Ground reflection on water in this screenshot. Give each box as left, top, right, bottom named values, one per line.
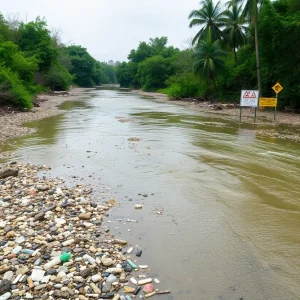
left=1, top=89, right=300, bottom=300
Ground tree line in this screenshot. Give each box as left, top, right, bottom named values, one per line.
left=0, top=15, right=117, bottom=109
left=116, top=0, right=300, bottom=109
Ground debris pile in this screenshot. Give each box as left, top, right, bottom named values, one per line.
left=0, top=162, right=170, bottom=299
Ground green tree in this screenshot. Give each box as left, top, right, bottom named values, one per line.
left=138, top=56, right=175, bottom=91
left=234, top=0, right=264, bottom=96
left=193, top=37, right=227, bottom=95
left=116, top=62, right=139, bottom=88
left=66, top=45, right=98, bottom=87
left=188, top=0, right=225, bottom=44
left=18, top=19, right=57, bottom=72
left=223, top=2, right=248, bottom=63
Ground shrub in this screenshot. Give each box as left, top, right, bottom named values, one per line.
left=0, top=66, right=33, bottom=108
left=44, top=64, right=73, bottom=91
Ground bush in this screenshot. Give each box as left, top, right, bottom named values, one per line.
left=164, top=73, right=202, bottom=98
left=0, top=66, right=33, bottom=108
left=44, top=64, right=73, bottom=91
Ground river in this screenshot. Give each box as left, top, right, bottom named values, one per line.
left=1, top=87, right=300, bottom=300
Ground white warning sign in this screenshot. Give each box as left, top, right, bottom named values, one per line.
left=240, top=90, right=259, bottom=107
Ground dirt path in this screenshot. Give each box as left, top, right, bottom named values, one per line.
left=0, top=88, right=91, bottom=144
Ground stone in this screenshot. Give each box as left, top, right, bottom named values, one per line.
left=130, top=277, right=137, bottom=285
left=79, top=212, right=92, bottom=220
left=90, top=282, right=101, bottom=294
left=79, top=268, right=91, bottom=278
left=135, top=204, right=143, bottom=209
left=102, top=282, right=111, bottom=293
left=105, top=268, right=122, bottom=274
left=112, top=239, right=127, bottom=245
left=101, top=257, right=113, bottom=267
left=6, top=231, right=15, bottom=238
left=0, top=292, right=12, bottom=300
left=3, top=271, right=14, bottom=281
left=106, top=274, right=117, bottom=283
left=83, top=254, right=96, bottom=265
left=43, top=258, right=61, bottom=270
left=12, top=245, right=22, bottom=254
left=124, top=286, right=135, bottom=293
left=0, top=280, right=11, bottom=295
left=91, top=274, right=102, bottom=282
left=36, top=185, right=49, bottom=191
left=101, top=293, right=115, bottom=299
left=0, top=169, right=18, bottom=179
left=123, top=264, right=132, bottom=273
left=135, top=250, right=142, bottom=257
left=119, top=273, right=126, bottom=283
left=31, top=269, right=45, bottom=282
left=61, top=239, right=75, bottom=246
left=16, top=266, right=29, bottom=276
left=143, top=284, right=154, bottom=294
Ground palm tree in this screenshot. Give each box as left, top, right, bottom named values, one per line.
left=232, top=0, right=264, bottom=95
left=222, top=2, right=248, bottom=64
left=193, top=36, right=227, bottom=95
left=189, top=0, right=225, bottom=45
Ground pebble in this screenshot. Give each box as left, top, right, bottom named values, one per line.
left=106, top=274, right=117, bottom=283
left=0, top=292, right=12, bottom=300
left=102, top=282, right=112, bottom=293
left=136, top=249, right=142, bottom=257
left=0, top=162, right=170, bottom=299
left=91, top=274, right=102, bottom=282
left=138, top=278, right=152, bottom=285
left=102, top=256, right=113, bottom=267
left=30, top=269, right=45, bottom=282
left=130, top=277, right=138, bottom=285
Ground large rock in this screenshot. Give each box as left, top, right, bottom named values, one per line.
left=0, top=279, right=11, bottom=295
left=0, top=169, right=18, bottom=179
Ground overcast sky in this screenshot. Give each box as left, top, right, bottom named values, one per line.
left=0, top=0, right=202, bottom=62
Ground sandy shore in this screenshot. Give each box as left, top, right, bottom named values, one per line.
left=135, top=90, right=300, bottom=127
left=0, top=88, right=91, bottom=144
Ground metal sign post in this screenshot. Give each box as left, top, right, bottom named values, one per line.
left=272, top=82, right=283, bottom=121
left=240, top=90, right=259, bottom=123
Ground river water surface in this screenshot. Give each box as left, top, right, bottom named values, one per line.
left=1, top=88, right=300, bottom=300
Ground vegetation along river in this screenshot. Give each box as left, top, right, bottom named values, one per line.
left=1, top=87, right=300, bottom=300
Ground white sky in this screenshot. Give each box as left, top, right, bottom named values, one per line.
left=0, top=0, right=201, bottom=62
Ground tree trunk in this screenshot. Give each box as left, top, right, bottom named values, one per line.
left=213, top=77, right=218, bottom=100
left=254, top=16, right=262, bottom=97
left=234, top=48, right=238, bottom=64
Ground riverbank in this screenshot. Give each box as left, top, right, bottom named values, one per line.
left=135, top=90, right=300, bottom=127
left=0, top=88, right=91, bottom=144
left=0, top=162, right=169, bottom=299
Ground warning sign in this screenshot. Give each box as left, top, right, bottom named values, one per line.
left=259, top=98, right=277, bottom=107
left=240, top=90, right=259, bottom=107
left=272, top=82, right=283, bottom=94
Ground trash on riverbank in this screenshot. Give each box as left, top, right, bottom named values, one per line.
left=0, top=162, right=170, bottom=299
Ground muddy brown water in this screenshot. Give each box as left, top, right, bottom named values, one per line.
left=1, top=88, right=300, bottom=300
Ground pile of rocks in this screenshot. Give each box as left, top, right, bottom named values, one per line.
left=0, top=162, right=170, bottom=299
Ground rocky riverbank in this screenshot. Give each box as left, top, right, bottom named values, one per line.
left=0, top=162, right=169, bottom=299
left=0, top=88, right=91, bottom=144
left=135, top=90, right=300, bottom=127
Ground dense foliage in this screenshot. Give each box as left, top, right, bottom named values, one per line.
left=0, top=14, right=116, bottom=108
left=117, top=0, right=300, bottom=109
